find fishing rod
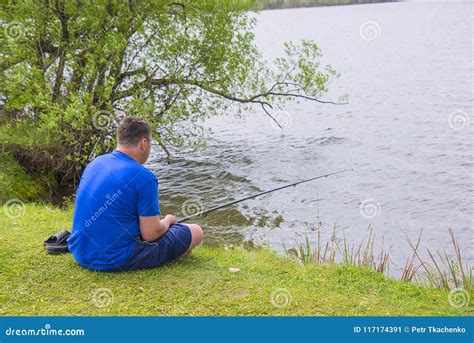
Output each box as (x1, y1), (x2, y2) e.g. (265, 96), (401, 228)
(178, 169), (352, 223)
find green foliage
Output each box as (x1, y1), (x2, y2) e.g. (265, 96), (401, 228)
(0, 0), (337, 187)
(0, 153), (49, 203)
(0, 204), (469, 316)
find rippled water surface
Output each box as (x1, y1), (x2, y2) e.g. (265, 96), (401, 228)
(147, 1), (473, 274)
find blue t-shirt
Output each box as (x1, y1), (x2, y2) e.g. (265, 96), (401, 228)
(68, 150), (160, 270)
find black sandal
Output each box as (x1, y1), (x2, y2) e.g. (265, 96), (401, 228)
(44, 229), (71, 254)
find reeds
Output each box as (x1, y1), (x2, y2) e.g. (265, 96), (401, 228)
(286, 225), (472, 291)
(287, 225), (390, 273)
(405, 228), (473, 291)
(337, 226), (391, 273)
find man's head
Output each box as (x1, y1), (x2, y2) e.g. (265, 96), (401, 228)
(116, 117), (152, 164)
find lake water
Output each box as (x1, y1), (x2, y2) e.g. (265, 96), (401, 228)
(148, 1), (473, 275)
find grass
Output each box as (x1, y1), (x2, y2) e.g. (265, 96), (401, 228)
(287, 224), (472, 293)
(0, 203), (471, 316)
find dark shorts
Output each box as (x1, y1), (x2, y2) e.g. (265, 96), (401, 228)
(119, 223), (192, 271)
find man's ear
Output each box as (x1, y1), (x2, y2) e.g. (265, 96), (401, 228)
(140, 138), (147, 151)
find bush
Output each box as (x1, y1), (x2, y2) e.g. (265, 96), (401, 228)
(0, 152), (50, 203)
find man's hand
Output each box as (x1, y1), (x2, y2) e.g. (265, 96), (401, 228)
(164, 214), (177, 227)
(139, 214), (176, 242)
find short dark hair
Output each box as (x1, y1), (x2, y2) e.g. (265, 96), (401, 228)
(117, 117), (151, 146)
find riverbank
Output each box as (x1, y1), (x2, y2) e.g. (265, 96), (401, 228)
(0, 203), (468, 316)
(261, 0), (396, 10)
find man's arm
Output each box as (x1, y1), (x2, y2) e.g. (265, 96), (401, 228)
(139, 214), (176, 241)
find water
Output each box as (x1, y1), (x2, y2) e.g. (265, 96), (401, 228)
(147, 1), (473, 275)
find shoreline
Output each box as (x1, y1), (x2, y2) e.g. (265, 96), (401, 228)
(261, 0), (399, 10)
(0, 203), (470, 316)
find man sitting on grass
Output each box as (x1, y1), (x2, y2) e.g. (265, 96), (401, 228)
(67, 116), (203, 271)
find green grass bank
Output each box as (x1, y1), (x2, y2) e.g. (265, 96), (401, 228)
(0, 204), (469, 316)
(0, 153), (49, 203)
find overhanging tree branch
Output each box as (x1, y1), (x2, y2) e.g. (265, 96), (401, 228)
(111, 76), (345, 127)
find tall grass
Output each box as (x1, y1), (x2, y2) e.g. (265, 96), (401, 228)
(337, 227), (391, 273)
(286, 225), (472, 291)
(286, 225), (390, 273)
(406, 228), (473, 291)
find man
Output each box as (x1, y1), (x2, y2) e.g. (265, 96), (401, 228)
(68, 116), (203, 271)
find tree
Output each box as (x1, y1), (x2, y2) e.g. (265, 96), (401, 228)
(0, 0), (341, 192)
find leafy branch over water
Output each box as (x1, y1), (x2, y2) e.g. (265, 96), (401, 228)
(0, 0), (340, 193)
